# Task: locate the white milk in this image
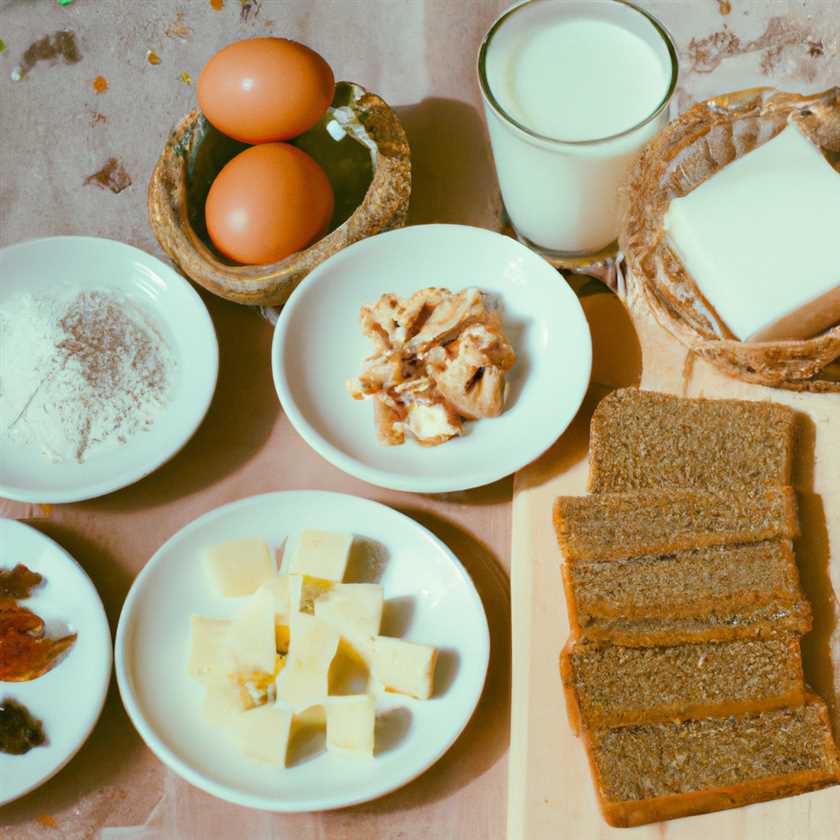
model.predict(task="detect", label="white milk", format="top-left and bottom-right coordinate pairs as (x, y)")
top-left (479, 0), bottom-right (676, 255)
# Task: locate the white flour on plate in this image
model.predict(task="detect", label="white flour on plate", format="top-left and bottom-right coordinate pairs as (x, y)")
top-left (0, 288), bottom-right (176, 463)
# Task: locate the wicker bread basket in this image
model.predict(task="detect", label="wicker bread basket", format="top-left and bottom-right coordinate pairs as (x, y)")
top-left (621, 86), bottom-right (840, 392)
top-left (148, 81), bottom-right (411, 307)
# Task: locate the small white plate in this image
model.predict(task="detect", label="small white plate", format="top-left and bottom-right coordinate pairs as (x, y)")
top-left (0, 519), bottom-right (112, 806)
top-left (0, 236), bottom-right (218, 503)
top-left (115, 491), bottom-right (490, 812)
top-left (272, 224), bottom-right (591, 493)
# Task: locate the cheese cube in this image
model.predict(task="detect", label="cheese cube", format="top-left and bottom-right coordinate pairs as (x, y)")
top-left (259, 575), bottom-right (292, 622)
top-left (292, 704), bottom-right (326, 733)
top-left (288, 574), bottom-right (333, 614)
top-left (259, 575), bottom-right (293, 653)
top-left (315, 583), bottom-right (383, 664)
top-left (329, 641), bottom-right (371, 694)
top-left (288, 530), bottom-right (352, 581)
top-left (188, 616), bottom-right (231, 681)
top-left (201, 680), bottom-right (253, 727)
top-left (275, 612), bottom-right (340, 712)
top-left (371, 636), bottom-right (438, 700)
top-left (223, 588), bottom-right (276, 675)
top-left (326, 695), bottom-right (376, 757)
top-left (314, 583), bottom-right (384, 638)
top-left (229, 703), bottom-right (293, 767)
top-left (206, 538), bottom-right (274, 596)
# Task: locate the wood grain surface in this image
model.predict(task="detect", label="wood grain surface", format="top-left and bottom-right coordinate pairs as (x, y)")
top-left (509, 282), bottom-right (840, 839)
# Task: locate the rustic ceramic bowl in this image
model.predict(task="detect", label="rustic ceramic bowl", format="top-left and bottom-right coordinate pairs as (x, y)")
top-left (148, 82), bottom-right (411, 307)
top-left (621, 86), bottom-right (840, 391)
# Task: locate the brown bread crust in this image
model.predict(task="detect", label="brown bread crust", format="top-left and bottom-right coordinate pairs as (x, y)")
top-left (567, 541), bottom-right (804, 620)
top-left (553, 487), bottom-right (799, 564)
top-left (561, 637), bottom-right (805, 729)
top-left (587, 389), bottom-right (796, 493)
top-left (602, 769), bottom-right (838, 828)
top-left (585, 696), bottom-right (840, 827)
top-left (559, 639), bottom-right (583, 738)
top-left (575, 601), bottom-right (813, 647)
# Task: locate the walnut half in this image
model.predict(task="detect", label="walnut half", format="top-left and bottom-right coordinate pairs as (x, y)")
top-left (349, 287), bottom-right (516, 446)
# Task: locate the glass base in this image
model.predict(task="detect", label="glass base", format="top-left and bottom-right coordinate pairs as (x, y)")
top-left (513, 229), bottom-right (619, 269)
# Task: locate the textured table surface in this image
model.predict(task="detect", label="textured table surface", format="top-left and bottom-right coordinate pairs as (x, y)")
top-left (1, 1), bottom-right (838, 838)
top-left (0, 2), bottom-right (511, 837)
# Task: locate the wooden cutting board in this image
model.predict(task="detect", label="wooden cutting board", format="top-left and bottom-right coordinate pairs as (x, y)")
top-left (507, 277), bottom-right (840, 840)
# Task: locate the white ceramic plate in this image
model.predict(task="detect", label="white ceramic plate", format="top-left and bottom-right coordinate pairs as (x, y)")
top-left (0, 236), bottom-right (218, 503)
top-left (115, 490), bottom-right (490, 812)
top-left (0, 519), bottom-right (112, 806)
top-left (272, 224), bottom-right (591, 493)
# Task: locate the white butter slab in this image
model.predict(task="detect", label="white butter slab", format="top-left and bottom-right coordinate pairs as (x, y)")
top-left (665, 122), bottom-right (840, 341)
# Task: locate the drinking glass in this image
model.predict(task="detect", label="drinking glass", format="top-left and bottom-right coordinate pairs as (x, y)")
top-left (478, 0), bottom-right (678, 259)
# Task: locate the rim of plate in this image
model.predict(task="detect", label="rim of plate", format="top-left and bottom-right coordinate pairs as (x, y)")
top-left (0, 519), bottom-right (113, 807)
top-left (271, 224), bottom-right (592, 493)
top-left (0, 236), bottom-right (219, 504)
top-left (114, 490), bottom-right (491, 812)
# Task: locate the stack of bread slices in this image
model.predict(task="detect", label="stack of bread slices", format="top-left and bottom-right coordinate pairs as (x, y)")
top-left (554, 388), bottom-right (840, 828)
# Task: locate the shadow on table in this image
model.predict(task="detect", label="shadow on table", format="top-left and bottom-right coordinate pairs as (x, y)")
top-left (429, 475), bottom-right (514, 508)
top-left (0, 522), bottom-right (150, 829)
top-left (341, 507), bottom-right (511, 815)
top-left (395, 97), bottom-right (500, 229)
top-left (85, 289), bottom-right (280, 514)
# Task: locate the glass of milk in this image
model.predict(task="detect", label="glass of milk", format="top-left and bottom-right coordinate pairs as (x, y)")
top-left (478, 0), bottom-right (678, 258)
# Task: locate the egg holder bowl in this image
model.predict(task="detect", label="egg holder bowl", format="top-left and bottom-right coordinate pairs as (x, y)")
top-left (621, 86), bottom-right (840, 392)
top-left (148, 82), bottom-right (411, 307)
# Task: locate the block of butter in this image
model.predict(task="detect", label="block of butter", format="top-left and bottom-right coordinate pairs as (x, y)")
top-left (664, 122), bottom-right (840, 342)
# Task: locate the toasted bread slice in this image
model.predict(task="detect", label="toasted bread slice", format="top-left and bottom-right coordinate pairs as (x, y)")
top-left (564, 540), bottom-right (803, 619)
top-left (561, 539), bottom-right (812, 645)
top-left (585, 695), bottom-right (840, 827)
top-left (566, 596), bottom-right (813, 647)
top-left (554, 487), bottom-right (798, 564)
top-left (561, 636), bottom-right (805, 731)
top-left (587, 388), bottom-right (796, 493)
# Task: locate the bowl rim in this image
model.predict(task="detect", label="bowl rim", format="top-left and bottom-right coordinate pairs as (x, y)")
top-left (114, 489), bottom-right (491, 811)
top-left (0, 519), bottom-right (113, 806)
top-left (0, 235), bottom-right (219, 503)
top-left (271, 222), bottom-right (593, 492)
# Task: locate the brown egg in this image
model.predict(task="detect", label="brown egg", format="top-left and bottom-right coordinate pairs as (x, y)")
top-left (197, 38), bottom-right (335, 144)
top-left (205, 143), bottom-right (334, 266)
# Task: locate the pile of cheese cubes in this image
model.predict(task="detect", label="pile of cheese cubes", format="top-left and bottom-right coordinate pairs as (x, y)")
top-left (188, 529), bottom-right (438, 767)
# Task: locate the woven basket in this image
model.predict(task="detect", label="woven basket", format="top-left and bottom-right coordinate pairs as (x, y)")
top-left (621, 86), bottom-right (840, 392)
top-left (148, 81), bottom-right (411, 307)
